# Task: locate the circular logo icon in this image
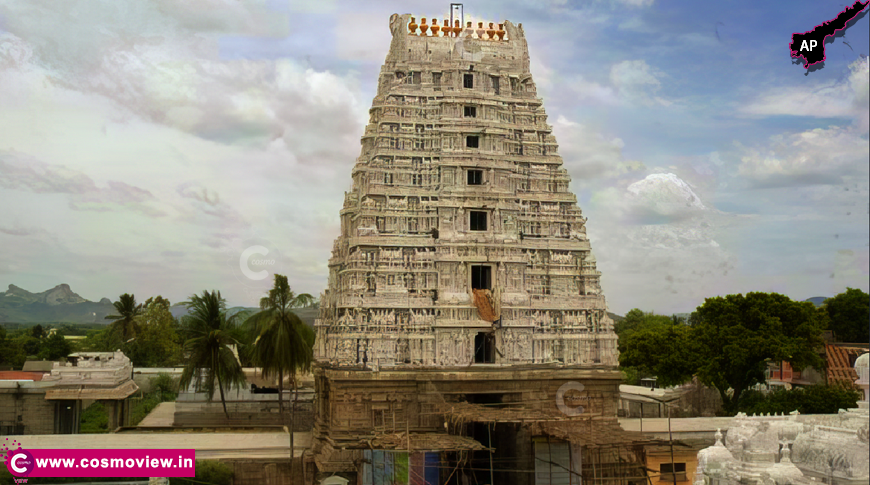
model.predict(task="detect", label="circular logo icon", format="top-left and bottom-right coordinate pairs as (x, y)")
top-left (220, 235), bottom-right (289, 306)
top-left (6, 450), bottom-right (35, 477)
top-left (555, 381), bottom-right (586, 417)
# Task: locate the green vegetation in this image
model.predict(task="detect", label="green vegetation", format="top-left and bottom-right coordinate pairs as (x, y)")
top-left (79, 374), bottom-right (179, 432)
top-left (245, 274), bottom-right (315, 451)
top-left (738, 384), bottom-right (860, 415)
top-left (819, 287), bottom-right (869, 343)
top-left (104, 293), bottom-right (144, 341)
top-left (179, 291), bottom-right (247, 418)
top-left (130, 373), bottom-right (179, 425)
top-left (692, 292), bottom-right (825, 413)
top-left (79, 401), bottom-right (110, 433)
top-left (617, 311), bottom-right (693, 387)
top-left (124, 296), bottom-right (184, 367)
top-left (0, 324), bottom-right (72, 368)
top-left (620, 291), bottom-right (828, 415)
top-left (170, 460), bottom-right (234, 485)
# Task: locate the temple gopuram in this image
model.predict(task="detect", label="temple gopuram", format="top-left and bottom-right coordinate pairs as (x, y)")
top-left (310, 11), bottom-right (647, 485)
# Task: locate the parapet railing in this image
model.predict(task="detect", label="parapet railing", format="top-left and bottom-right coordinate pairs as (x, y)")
top-left (408, 18), bottom-right (513, 41)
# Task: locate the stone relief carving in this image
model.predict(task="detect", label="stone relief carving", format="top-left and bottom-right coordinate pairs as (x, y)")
top-left (315, 14), bottom-right (619, 370)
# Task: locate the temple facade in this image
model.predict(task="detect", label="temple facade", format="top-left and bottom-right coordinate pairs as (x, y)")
top-left (311, 13), bottom-right (632, 485)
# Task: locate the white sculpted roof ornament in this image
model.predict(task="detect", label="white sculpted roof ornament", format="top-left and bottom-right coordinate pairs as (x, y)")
top-left (696, 411), bottom-right (869, 485)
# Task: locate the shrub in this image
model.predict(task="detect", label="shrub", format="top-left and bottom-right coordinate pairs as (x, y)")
top-left (738, 384), bottom-right (860, 415)
top-left (79, 402), bottom-right (109, 433)
top-left (170, 460), bottom-right (234, 485)
top-left (151, 372), bottom-right (179, 400)
top-left (129, 392), bottom-right (163, 426)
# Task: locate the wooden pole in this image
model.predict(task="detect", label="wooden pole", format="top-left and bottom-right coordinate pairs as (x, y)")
top-left (591, 446), bottom-right (597, 485)
top-left (640, 402), bottom-right (643, 434)
top-left (547, 435), bottom-right (554, 485)
top-left (568, 442), bottom-right (574, 485)
top-left (669, 404), bottom-right (676, 485)
top-left (488, 423), bottom-right (495, 485)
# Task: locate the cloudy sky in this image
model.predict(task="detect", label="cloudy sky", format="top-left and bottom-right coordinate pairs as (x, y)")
top-left (0, 0), bottom-right (867, 315)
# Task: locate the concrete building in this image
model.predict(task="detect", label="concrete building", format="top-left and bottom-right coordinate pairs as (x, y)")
top-left (0, 351), bottom-right (138, 434)
top-left (311, 12), bottom-right (641, 485)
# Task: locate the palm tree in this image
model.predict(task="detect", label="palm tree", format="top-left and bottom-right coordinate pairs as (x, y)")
top-left (179, 290), bottom-right (247, 419)
top-left (245, 274), bottom-right (315, 452)
top-left (105, 293), bottom-right (143, 342)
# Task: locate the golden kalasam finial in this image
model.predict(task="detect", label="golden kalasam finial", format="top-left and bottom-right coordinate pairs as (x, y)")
top-left (486, 22), bottom-right (496, 40)
top-left (409, 16), bottom-right (418, 35)
top-left (431, 18), bottom-right (440, 36)
top-left (497, 23), bottom-right (506, 40)
top-left (420, 18), bottom-right (429, 36)
top-left (443, 19), bottom-right (450, 37)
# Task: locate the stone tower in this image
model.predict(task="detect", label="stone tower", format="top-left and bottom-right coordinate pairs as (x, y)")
top-left (311, 13), bottom-right (622, 483)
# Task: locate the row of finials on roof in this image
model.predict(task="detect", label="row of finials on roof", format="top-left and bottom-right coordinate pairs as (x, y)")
top-left (409, 18), bottom-right (514, 41)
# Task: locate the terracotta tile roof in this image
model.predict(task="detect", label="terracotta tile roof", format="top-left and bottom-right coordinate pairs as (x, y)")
top-left (825, 344), bottom-right (868, 385)
top-left (0, 371), bottom-right (45, 381)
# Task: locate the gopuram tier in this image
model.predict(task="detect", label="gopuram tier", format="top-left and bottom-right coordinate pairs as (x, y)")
top-left (314, 15), bottom-right (617, 370)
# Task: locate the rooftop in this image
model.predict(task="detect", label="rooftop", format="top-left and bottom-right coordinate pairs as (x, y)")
top-left (0, 371), bottom-right (45, 381)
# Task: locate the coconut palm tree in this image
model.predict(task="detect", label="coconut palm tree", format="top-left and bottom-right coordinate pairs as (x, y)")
top-left (245, 274), bottom-right (315, 451)
top-left (179, 290), bottom-right (247, 419)
top-left (105, 293), bottom-right (143, 342)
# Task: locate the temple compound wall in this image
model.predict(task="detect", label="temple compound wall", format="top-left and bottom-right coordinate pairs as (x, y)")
top-left (311, 13), bottom-right (630, 485)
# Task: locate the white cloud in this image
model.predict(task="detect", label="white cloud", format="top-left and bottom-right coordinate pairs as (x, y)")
top-left (567, 60), bottom-right (670, 107)
top-left (737, 126), bottom-right (869, 186)
top-left (609, 60), bottom-right (671, 107)
top-left (602, 0), bottom-right (654, 6)
top-left (0, 0), bottom-right (367, 305)
top-left (741, 57), bottom-right (869, 133)
top-left (585, 173), bottom-right (738, 314)
top-left (553, 116), bottom-right (646, 182)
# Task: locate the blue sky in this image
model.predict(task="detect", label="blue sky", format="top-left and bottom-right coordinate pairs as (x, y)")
top-left (0, 0), bottom-right (867, 315)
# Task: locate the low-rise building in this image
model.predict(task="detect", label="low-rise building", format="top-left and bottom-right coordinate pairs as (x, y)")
top-left (0, 351), bottom-right (138, 435)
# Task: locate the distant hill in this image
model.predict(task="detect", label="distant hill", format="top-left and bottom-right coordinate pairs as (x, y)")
top-left (170, 303), bottom-right (316, 328)
top-left (0, 284), bottom-right (114, 324)
top-left (804, 296), bottom-right (830, 307)
top-left (170, 304), bottom-right (261, 321)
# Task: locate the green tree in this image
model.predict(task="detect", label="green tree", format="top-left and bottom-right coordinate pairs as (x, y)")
top-left (179, 290), bottom-right (247, 419)
top-left (691, 292), bottom-right (825, 414)
top-left (125, 296), bottom-right (182, 367)
top-left (619, 314), bottom-right (697, 387)
top-left (105, 293), bottom-right (144, 342)
top-left (0, 326), bottom-right (27, 368)
top-left (80, 326), bottom-right (121, 353)
top-left (738, 384), bottom-right (860, 415)
top-left (615, 309), bottom-right (673, 339)
top-left (821, 288), bottom-right (869, 343)
top-left (30, 324), bottom-right (46, 339)
top-left (0, 327), bottom-right (22, 368)
top-left (245, 274), bottom-right (315, 452)
top-left (16, 333), bottom-right (43, 357)
top-left (80, 402), bottom-right (110, 434)
top-left (38, 332), bottom-right (72, 360)
top-left (151, 373), bottom-right (179, 401)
